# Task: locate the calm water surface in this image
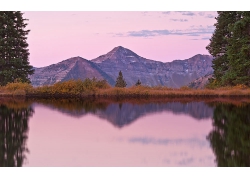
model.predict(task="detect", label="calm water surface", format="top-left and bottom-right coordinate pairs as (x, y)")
top-left (0, 98), bottom-right (249, 167)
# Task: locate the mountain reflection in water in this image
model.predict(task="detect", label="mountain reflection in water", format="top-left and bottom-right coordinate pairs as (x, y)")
top-left (31, 98), bottom-right (214, 128)
top-left (0, 97), bottom-right (250, 166)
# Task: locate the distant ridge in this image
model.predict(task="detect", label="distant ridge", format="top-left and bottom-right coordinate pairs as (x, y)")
top-left (188, 73), bottom-right (213, 89)
top-left (30, 46), bottom-right (213, 87)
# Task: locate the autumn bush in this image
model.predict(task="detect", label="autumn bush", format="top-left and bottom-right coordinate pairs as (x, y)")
top-left (34, 78), bottom-right (111, 96)
top-left (0, 82), bottom-right (33, 95)
top-left (2, 78), bottom-right (250, 97)
top-left (4, 82), bottom-right (33, 92)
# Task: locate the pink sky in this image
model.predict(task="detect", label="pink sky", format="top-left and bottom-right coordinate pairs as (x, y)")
top-left (23, 11), bottom-right (217, 67)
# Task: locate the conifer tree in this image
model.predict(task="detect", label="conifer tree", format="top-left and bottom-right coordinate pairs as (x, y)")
top-left (0, 11), bottom-right (34, 86)
top-left (207, 11), bottom-right (250, 87)
top-left (115, 71), bottom-right (127, 87)
top-left (135, 79), bottom-right (141, 86)
top-left (225, 11), bottom-right (250, 86)
top-left (206, 11), bottom-right (238, 86)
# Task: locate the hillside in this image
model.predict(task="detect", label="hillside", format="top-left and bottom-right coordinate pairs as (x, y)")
top-left (188, 73), bottom-right (213, 89)
top-left (30, 46), bottom-right (213, 88)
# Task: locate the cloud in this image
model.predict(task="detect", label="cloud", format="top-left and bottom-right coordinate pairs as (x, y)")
top-left (115, 33), bottom-right (123, 37)
top-left (170, 18), bottom-right (188, 22)
top-left (163, 159), bottom-right (171, 164)
top-left (141, 11), bottom-right (151, 16)
top-left (162, 11), bottom-right (171, 15)
top-left (197, 11), bottom-right (217, 18)
top-left (117, 25), bottom-right (215, 37)
top-left (201, 37), bottom-right (210, 40)
top-left (128, 137), bottom-right (209, 147)
top-left (190, 36), bottom-right (211, 40)
top-left (206, 14), bottom-right (215, 18)
top-left (176, 11), bottom-right (196, 16)
top-left (198, 12), bottom-right (205, 16)
top-left (178, 158), bottom-right (194, 165)
top-left (163, 11), bottom-right (217, 18)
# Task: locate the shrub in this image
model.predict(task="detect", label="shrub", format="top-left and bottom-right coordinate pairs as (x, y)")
top-left (232, 84), bottom-right (248, 90)
top-left (34, 78), bottom-right (111, 95)
top-left (4, 82), bottom-right (33, 92)
top-left (179, 86), bottom-right (191, 90)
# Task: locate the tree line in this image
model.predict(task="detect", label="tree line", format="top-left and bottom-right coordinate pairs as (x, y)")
top-left (115, 70), bottom-right (141, 87)
top-left (207, 11), bottom-right (250, 87)
top-left (1, 11), bottom-right (250, 88)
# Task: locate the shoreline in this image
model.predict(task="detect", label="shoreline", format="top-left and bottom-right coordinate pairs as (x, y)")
top-left (1, 81), bottom-right (250, 99)
top-left (1, 95), bottom-right (250, 108)
top-left (1, 90), bottom-right (250, 98)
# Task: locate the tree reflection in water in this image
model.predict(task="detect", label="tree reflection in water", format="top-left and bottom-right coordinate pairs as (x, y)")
top-left (207, 103), bottom-right (250, 167)
top-left (0, 99), bottom-right (34, 167)
top-left (0, 97), bottom-right (250, 167)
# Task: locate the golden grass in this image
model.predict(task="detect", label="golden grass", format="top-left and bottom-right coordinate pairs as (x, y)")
top-left (1, 80), bottom-right (250, 98)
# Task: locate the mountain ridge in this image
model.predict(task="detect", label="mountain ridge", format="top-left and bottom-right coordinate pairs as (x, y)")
top-left (30, 46), bottom-right (213, 88)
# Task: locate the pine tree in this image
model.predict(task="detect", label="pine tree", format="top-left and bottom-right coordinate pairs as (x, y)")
top-left (0, 11), bottom-right (34, 86)
top-left (207, 11), bottom-right (250, 87)
top-left (225, 11), bottom-right (250, 86)
top-left (135, 79), bottom-right (141, 86)
top-left (206, 11), bottom-right (238, 86)
top-left (115, 71), bottom-right (127, 87)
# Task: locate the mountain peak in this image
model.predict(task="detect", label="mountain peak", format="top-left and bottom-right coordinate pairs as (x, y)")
top-left (68, 56), bottom-right (84, 61)
top-left (108, 46), bottom-right (138, 57)
top-left (114, 46), bottom-right (125, 50)
top-left (110, 46), bottom-right (129, 53)
top-left (92, 46), bottom-right (140, 63)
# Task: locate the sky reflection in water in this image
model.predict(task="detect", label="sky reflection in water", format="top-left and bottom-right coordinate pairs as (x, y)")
top-left (0, 98), bottom-right (249, 167)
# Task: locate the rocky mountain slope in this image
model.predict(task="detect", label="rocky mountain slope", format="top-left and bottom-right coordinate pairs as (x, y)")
top-left (30, 46), bottom-right (213, 88)
top-left (30, 56), bottom-right (115, 87)
top-left (92, 46), bottom-right (213, 87)
top-left (188, 73), bottom-right (213, 89)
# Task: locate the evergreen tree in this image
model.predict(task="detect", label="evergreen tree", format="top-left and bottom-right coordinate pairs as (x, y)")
top-left (115, 71), bottom-right (127, 87)
top-left (135, 79), bottom-right (141, 86)
top-left (225, 12), bottom-right (250, 86)
top-left (0, 11), bottom-right (34, 86)
top-left (207, 11), bottom-right (250, 87)
top-left (206, 11), bottom-right (238, 86)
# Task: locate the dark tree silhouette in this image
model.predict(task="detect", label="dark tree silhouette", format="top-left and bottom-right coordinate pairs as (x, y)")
top-left (207, 103), bottom-right (250, 166)
top-left (0, 103), bottom-right (33, 167)
top-left (206, 11), bottom-right (250, 86)
top-left (135, 79), bottom-right (141, 86)
top-left (115, 71), bottom-right (127, 87)
top-left (0, 11), bottom-right (34, 86)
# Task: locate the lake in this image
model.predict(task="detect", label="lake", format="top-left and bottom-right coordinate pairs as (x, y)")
top-left (0, 97), bottom-right (249, 167)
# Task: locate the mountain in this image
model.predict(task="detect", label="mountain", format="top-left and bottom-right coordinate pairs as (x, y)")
top-left (30, 46), bottom-right (213, 88)
top-left (188, 73), bottom-right (213, 89)
top-left (30, 56), bottom-right (115, 87)
top-left (91, 46), bottom-right (213, 87)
